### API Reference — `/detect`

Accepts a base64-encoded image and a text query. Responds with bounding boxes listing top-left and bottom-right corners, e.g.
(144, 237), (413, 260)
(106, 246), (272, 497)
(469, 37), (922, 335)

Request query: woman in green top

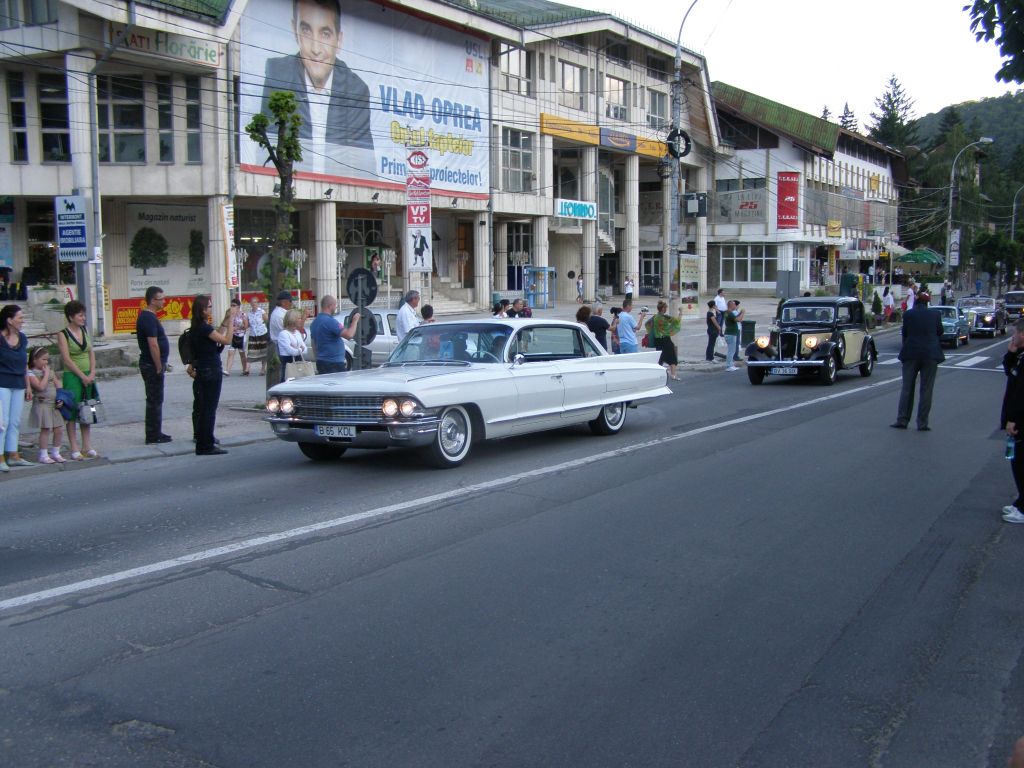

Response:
(646, 300), (683, 380)
(56, 300), (98, 460)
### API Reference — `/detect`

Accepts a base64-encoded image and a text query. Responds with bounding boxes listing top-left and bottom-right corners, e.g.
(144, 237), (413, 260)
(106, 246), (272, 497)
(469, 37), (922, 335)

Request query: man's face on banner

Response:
(293, 0), (341, 90)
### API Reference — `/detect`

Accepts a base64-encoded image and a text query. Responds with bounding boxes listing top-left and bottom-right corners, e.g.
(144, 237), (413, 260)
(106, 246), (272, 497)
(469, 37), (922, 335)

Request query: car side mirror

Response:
(511, 353), (525, 367)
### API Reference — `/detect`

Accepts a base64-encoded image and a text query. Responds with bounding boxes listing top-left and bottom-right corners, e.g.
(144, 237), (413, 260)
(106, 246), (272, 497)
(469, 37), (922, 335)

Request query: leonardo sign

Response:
(554, 198), (597, 220)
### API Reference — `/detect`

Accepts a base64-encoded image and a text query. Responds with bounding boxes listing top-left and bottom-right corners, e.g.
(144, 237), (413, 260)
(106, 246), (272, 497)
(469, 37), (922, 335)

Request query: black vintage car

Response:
(745, 296), (876, 386)
(1004, 291), (1024, 322)
(957, 295), (1007, 337)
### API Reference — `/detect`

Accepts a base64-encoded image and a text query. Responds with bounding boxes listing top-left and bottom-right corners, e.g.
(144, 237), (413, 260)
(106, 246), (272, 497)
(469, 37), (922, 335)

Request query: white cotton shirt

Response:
(906, 291), (916, 310)
(714, 295), (727, 312)
(305, 69), (333, 175)
(277, 328), (307, 357)
(396, 303), (419, 341)
(269, 306), (287, 342)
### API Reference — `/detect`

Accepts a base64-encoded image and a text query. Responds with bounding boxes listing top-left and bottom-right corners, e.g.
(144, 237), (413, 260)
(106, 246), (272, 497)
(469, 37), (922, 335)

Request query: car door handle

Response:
(596, 370), (606, 375)
(551, 374), (563, 380)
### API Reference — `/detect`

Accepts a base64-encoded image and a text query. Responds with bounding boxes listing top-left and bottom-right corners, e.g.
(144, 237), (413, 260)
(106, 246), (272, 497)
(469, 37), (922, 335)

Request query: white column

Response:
(532, 216), (549, 268)
(625, 154), (640, 295)
(473, 211), (490, 309)
(582, 146), (597, 301)
(312, 200), (336, 304)
(494, 220), (508, 291)
(207, 195), (229, 318)
(66, 51), (98, 327)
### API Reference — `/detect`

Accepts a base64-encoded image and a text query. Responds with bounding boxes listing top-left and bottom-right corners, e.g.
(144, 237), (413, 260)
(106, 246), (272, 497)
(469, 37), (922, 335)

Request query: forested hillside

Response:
(915, 90), (1024, 163)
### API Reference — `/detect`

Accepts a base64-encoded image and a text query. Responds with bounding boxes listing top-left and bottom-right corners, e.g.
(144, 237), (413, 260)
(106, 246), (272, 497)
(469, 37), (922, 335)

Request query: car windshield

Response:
(938, 307), (958, 320)
(959, 297), (994, 310)
(781, 306), (834, 323)
(1006, 292), (1024, 304)
(386, 323), (511, 364)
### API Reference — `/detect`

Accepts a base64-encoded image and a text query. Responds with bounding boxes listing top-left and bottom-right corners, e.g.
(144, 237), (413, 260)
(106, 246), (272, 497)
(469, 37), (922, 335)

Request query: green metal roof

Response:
(712, 81), (839, 156)
(440, 0), (606, 27)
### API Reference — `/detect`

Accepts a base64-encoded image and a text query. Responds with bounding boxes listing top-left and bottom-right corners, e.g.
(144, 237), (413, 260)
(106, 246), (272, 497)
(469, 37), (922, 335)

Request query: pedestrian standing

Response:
(576, 275), (584, 304)
(56, 300), (97, 460)
(187, 295), (233, 455)
(245, 296), (269, 376)
(723, 300), (744, 371)
(396, 290), (420, 341)
(646, 300), (683, 380)
(27, 347), (66, 464)
(891, 290), (943, 431)
(714, 288), (727, 331)
(310, 295), (359, 374)
(223, 298), (250, 376)
(624, 276), (634, 303)
(586, 304), (610, 350)
(705, 300), (722, 361)
(0, 304), (33, 471)
(277, 309), (308, 382)
(136, 286), (171, 445)
(616, 299), (647, 354)
(266, 290), (293, 391)
(1001, 320), (1024, 522)
(882, 286), (895, 322)
(905, 281), (917, 311)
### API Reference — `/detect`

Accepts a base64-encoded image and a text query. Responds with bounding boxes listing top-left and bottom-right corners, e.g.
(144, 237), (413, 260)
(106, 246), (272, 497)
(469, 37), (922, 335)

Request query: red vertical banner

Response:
(776, 172), (800, 230)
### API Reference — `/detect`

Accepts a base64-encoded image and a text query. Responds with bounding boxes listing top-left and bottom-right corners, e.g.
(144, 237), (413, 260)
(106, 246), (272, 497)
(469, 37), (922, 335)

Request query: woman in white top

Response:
(276, 308), (307, 382)
(245, 297), (269, 375)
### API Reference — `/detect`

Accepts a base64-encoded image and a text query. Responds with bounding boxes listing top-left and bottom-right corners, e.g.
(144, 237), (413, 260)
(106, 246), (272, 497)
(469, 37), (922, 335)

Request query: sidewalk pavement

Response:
(5, 293), (900, 475)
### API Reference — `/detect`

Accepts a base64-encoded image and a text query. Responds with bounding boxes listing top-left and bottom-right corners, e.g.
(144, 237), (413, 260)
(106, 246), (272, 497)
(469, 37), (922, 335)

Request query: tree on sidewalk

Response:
(245, 91), (303, 300)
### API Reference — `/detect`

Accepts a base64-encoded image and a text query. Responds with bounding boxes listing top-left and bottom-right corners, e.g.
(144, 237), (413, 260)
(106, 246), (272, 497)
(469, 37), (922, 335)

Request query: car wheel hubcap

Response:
(440, 410), (468, 456)
(605, 403), (625, 427)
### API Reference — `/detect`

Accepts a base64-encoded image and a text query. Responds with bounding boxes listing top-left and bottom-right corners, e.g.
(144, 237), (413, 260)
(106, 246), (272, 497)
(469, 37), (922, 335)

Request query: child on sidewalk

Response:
(27, 347), (67, 464)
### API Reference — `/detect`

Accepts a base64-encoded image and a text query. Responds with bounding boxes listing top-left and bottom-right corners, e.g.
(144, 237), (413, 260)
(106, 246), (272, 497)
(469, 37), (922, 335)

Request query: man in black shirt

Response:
(587, 303), (610, 350)
(136, 286), (171, 444)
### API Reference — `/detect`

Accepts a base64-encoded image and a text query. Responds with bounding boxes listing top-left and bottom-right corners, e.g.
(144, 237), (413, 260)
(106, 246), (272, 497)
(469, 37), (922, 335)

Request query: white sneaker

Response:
(1003, 507), (1024, 524)
(1003, 505), (1019, 516)
(726, 366), (738, 372)
(0, 461), (8, 473)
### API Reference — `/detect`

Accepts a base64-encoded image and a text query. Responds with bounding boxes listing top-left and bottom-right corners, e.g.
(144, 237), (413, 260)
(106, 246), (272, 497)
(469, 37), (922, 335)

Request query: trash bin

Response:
(741, 319), (757, 346)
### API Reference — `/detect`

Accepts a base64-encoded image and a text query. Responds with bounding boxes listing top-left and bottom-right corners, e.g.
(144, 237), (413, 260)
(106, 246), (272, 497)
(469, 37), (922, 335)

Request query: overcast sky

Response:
(570, 0), (1016, 130)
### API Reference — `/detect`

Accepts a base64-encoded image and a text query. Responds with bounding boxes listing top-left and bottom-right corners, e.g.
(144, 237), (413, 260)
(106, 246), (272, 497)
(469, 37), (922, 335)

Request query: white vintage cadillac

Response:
(266, 318), (671, 468)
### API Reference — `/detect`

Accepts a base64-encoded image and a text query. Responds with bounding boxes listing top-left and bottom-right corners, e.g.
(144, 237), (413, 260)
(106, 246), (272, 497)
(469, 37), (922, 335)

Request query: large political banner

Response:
(239, 0), (490, 198)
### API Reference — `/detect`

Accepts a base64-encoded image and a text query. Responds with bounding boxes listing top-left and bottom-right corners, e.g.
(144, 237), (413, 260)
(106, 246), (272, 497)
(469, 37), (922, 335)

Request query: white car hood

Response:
(270, 364), (478, 394)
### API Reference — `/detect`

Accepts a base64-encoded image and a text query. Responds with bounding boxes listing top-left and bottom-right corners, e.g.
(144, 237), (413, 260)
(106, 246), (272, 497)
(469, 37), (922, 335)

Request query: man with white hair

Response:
(396, 290), (421, 341)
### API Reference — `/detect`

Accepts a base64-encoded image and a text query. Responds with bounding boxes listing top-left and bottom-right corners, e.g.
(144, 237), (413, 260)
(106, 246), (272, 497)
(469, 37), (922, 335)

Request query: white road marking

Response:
(955, 356), (988, 368)
(0, 375), (904, 613)
(879, 357), (902, 365)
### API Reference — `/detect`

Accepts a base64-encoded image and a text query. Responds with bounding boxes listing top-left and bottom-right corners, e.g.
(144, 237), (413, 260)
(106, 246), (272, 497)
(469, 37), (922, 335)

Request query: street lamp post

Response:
(946, 137), (993, 284)
(1012, 184), (1024, 243)
(670, 0), (700, 298)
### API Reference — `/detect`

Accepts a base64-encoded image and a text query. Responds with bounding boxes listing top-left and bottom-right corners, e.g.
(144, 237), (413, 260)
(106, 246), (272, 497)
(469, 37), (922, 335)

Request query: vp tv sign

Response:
(55, 195), (90, 262)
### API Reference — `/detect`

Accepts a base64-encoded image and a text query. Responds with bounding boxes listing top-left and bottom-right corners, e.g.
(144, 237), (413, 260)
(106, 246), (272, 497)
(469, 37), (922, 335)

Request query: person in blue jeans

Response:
(616, 299), (648, 354)
(723, 300), (744, 371)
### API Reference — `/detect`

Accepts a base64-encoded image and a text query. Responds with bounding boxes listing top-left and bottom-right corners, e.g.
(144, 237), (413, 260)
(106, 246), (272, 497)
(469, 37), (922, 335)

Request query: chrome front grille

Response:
(292, 395), (384, 422)
(779, 331), (799, 360)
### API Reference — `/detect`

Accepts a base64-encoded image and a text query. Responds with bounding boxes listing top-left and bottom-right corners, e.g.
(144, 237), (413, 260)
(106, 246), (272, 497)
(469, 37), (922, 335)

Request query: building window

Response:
(502, 128), (534, 193)
(559, 60), (585, 111)
(499, 43), (532, 97)
(37, 73), (70, 162)
(506, 222), (532, 290)
(604, 39), (629, 68)
(1, 0), (56, 29)
(185, 75), (202, 162)
(97, 75), (146, 163)
(716, 177), (766, 192)
(156, 75), (174, 163)
(716, 243), (777, 284)
(646, 54), (668, 81)
(604, 75), (627, 121)
(7, 71), (27, 162)
(647, 88), (667, 130)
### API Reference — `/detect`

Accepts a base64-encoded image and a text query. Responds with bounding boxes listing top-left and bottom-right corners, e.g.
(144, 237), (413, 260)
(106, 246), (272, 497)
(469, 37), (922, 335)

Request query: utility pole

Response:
(669, 0), (699, 302)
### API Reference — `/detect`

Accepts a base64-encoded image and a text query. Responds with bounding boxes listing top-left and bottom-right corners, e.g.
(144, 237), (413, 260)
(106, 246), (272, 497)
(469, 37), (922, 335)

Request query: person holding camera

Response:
(723, 299), (745, 371)
(616, 299), (647, 354)
(646, 300), (684, 380)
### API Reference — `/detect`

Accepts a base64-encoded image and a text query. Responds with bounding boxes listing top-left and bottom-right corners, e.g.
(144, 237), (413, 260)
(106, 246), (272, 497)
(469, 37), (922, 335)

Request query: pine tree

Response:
(821, 105), (832, 122)
(868, 75), (919, 148)
(839, 103), (858, 132)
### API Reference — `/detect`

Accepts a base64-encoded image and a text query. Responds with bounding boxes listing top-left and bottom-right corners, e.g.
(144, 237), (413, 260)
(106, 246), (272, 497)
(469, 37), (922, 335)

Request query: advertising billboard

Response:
(239, 0), (490, 198)
(776, 172), (800, 230)
(125, 204), (208, 297)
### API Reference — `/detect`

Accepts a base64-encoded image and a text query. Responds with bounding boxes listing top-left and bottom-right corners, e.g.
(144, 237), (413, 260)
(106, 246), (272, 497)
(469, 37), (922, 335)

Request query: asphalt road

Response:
(3, 331), (1023, 767)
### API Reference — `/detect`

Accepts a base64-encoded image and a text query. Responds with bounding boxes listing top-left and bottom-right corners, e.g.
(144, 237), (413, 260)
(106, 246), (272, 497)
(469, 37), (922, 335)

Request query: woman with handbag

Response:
(0, 304), (33, 472)
(57, 300), (98, 460)
(223, 298), (250, 376)
(188, 295), (235, 456)
(276, 309), (308, 383)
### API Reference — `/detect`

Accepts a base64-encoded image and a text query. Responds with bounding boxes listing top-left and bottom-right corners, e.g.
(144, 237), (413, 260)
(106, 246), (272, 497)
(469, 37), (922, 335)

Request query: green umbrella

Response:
(896, 248), (944, 265)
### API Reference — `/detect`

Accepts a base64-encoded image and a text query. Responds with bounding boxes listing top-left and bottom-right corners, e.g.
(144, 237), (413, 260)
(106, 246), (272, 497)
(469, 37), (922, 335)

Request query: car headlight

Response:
(803, 336), (819, 349)
(382, 398), (399, 417)
(266, 397), (280, 413)
(399, 399), (417, 417)
(755, 335), (770, 349)
(279, 397), (294, 415)
(984, 314), (994, 321)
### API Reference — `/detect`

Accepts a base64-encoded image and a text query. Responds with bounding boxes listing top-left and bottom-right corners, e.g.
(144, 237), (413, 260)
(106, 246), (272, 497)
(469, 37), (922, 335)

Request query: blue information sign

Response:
(55, 195), (89, 262)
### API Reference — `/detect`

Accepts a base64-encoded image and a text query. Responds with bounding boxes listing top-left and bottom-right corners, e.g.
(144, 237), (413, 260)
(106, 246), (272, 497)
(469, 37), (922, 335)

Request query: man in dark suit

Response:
(260, 0), (374, 152)
(892, 290), (944, 431)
